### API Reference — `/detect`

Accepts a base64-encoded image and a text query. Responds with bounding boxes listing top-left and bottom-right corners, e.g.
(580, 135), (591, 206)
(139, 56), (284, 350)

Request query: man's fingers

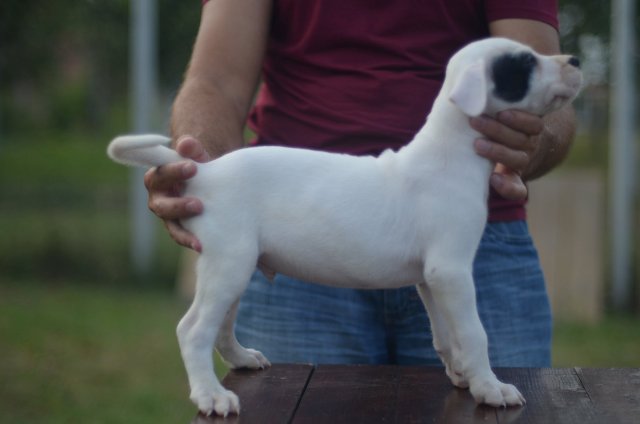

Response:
(140, 135), (207, 253)
(490, 165), (528, 201)
(470, 115), (536, 152)
(496, 110), (544, 136)
(144, 161), (197, 191)
(165, 220), (202, 252)
(148, 196), (203, 221)
(176, 136), (212, 163)
(474, 139), (530, 173)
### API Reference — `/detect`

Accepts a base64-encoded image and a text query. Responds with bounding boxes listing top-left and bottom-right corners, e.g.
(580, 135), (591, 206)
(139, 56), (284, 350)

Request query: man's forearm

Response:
(169, 0), (270, 160)
(170, 77), (247, 160)
(524, 105), (576, 181)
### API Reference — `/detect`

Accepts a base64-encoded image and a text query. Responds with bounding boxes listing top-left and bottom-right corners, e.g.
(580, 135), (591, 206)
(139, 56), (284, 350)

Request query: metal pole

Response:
(130, 0), (158, 276)
(609, 0), (637, 310)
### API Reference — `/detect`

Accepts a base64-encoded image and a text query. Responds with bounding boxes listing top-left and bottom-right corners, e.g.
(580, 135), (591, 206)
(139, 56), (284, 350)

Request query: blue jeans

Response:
(235, 221), (552, 367)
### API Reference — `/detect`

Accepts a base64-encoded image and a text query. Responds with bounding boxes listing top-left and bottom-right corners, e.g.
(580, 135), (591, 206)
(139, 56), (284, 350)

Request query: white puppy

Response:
(108, 38), (582, 416)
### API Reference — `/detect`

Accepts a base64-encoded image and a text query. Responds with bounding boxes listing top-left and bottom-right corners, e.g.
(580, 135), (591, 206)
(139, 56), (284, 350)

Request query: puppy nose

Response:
(568, 56), (581, 68)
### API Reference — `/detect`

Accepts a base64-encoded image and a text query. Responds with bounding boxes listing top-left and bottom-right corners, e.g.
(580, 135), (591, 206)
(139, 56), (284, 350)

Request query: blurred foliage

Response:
(0, 134), (182, 285)
(558, 1), (611, 50)
(0, 1), (201, 282)
(0, 0), (200, 135)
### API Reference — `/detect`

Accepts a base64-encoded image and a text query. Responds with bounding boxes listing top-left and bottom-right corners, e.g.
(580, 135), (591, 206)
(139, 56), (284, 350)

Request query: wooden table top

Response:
(193, 364), (640, 423)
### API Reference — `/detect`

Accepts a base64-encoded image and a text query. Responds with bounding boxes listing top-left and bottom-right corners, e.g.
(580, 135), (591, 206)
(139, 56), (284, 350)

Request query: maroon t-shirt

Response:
(206, 0), (559, 221)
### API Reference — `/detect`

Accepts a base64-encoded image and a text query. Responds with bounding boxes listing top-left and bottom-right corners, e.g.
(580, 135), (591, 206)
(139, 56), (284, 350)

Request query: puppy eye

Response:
(520, 52), (538, 68)
(491, 51), (538, 102)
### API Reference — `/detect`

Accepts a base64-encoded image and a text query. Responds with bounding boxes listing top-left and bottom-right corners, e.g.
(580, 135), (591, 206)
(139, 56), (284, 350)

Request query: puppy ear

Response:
(449, 59), (488, 116)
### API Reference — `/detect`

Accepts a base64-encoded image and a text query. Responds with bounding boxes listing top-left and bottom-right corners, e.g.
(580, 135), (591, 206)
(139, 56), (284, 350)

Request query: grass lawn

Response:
(2, 281), (639, 424)
(0, 281), (196, 424)
(553, 316), (640, 367)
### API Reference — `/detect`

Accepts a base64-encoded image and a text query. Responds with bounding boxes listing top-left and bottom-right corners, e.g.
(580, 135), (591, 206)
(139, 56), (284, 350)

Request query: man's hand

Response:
(470, 110), (544, 200)
(144, 136), (211, 252)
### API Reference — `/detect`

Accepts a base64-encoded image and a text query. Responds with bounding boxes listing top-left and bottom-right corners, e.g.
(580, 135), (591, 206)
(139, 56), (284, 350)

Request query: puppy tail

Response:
(107, 134), (184, 168)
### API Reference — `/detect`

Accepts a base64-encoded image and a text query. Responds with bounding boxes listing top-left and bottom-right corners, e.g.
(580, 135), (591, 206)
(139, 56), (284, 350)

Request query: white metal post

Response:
(609, 0), (637, 310)
(130, 0), (158, 276)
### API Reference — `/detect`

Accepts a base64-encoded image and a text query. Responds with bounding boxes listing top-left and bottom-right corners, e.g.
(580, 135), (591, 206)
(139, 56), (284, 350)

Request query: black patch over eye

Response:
(491, 52), (537, 102)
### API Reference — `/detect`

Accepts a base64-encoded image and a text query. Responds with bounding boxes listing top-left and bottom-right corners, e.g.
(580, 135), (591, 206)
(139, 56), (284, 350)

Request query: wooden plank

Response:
(292, 365), (498, 424)
(576, 368), (640, 424)
(190, 366), (640, 423)
(192, 364), (314, 424)
(493, 368), (599, 424)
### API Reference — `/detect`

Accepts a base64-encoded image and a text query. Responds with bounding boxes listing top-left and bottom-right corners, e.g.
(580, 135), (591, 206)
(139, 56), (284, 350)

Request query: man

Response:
(145, 0), (575, 366)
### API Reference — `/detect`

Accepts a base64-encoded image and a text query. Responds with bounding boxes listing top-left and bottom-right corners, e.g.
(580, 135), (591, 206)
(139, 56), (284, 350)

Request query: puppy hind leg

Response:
(423, 264), (524, 407)
(176, 253), (255, 416)
(215, 299), (271, 370)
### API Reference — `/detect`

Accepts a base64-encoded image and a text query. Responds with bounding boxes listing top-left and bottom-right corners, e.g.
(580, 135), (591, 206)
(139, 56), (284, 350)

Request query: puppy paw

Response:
(439, 352), (469, 389)
(242, 348), (271, 369)
(445, 366), (469, 389)
(226, 348), (271, 370)
(192, 388), (240, 417)
(469, 376), (525, 407)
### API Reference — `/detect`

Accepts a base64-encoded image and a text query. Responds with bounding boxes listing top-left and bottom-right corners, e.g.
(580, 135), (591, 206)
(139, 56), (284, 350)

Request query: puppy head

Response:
(447, 38), (583, 117)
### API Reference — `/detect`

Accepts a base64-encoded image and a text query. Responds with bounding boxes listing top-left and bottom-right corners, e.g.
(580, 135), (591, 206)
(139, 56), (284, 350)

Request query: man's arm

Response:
(144, 0), (272, 250)
(170, 0), (271, 157)
(471, 19), (578, 199)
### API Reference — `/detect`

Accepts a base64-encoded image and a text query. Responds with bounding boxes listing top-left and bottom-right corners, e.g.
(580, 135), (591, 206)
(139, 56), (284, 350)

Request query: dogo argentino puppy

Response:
(107, 37), (582, 416)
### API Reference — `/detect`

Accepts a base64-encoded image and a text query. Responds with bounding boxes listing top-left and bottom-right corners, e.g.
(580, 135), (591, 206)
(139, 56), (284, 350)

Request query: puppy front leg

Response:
(423, 264), (525, 407)
(415, 283), (468, 389)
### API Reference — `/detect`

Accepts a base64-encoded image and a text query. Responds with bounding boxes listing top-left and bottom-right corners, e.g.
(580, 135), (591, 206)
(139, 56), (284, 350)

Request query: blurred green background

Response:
(1, 1), (638, 423)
